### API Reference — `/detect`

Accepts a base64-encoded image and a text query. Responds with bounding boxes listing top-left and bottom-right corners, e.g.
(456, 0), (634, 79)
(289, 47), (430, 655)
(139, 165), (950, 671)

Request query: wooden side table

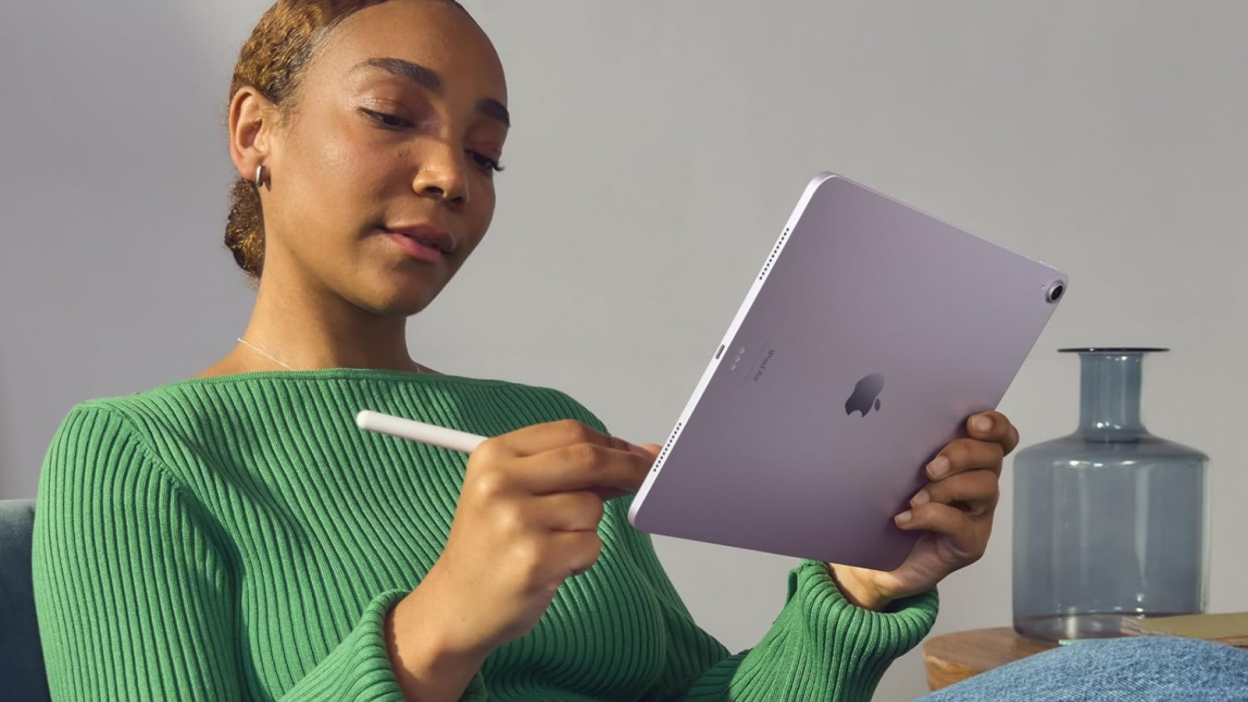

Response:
(922, 627), (1059, 691)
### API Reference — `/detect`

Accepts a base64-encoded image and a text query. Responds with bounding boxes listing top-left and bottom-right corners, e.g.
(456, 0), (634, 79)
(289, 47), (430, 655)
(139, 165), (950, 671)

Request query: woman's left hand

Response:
(827, 411), (1020, 611)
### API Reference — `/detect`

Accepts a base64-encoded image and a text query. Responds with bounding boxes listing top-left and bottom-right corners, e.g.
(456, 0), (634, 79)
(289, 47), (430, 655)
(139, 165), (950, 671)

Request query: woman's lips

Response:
(384, 224), (455, 253)
(384, 230), (443, 263)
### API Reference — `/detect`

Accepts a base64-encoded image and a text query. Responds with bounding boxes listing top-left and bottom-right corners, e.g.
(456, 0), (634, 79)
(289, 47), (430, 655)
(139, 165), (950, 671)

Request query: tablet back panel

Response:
(627, 173), (1067, 571)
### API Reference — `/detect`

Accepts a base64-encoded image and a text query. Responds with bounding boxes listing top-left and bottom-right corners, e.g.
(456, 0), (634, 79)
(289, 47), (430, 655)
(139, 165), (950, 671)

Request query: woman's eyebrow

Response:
(351, 57), (511, 127)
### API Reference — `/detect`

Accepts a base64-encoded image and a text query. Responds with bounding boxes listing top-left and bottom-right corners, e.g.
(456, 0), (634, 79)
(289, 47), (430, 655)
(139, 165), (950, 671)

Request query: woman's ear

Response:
(228, 87), (278, 183)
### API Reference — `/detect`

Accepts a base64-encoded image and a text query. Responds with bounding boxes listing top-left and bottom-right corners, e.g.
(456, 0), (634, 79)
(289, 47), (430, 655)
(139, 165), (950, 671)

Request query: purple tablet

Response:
(628, 172), (1068, 572)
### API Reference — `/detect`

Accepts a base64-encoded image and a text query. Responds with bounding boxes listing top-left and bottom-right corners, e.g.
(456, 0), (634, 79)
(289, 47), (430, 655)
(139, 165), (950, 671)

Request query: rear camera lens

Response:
(1047, 282), (1065, 303)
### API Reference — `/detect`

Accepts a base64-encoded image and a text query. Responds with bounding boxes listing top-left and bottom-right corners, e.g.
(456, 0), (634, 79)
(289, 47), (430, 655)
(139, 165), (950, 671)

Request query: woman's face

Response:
(257, 0), (508, 315)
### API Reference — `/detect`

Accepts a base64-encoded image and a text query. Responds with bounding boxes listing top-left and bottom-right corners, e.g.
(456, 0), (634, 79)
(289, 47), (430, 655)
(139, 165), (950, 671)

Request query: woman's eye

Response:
(469, 151), (505, 175)
(363, 109), (411, 129)
(362, 108), (502, 175)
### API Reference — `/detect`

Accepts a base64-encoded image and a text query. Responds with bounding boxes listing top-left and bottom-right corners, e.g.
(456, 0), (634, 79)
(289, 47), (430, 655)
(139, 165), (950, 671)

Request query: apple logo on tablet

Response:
(845, 373), (885, 417)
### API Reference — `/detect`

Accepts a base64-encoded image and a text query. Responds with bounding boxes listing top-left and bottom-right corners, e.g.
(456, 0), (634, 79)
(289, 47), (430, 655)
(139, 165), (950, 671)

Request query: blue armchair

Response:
(0, 499), (52, 702)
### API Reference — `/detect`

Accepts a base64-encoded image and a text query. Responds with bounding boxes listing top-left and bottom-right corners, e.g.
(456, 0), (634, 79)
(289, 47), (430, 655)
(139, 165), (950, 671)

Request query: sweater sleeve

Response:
(609, 496), (938, 702)
(31, 405), (487, 702)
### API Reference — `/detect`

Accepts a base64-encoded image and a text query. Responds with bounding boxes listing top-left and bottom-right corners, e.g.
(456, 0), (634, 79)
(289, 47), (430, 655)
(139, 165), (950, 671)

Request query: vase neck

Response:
(1078, 353), (1147, 434)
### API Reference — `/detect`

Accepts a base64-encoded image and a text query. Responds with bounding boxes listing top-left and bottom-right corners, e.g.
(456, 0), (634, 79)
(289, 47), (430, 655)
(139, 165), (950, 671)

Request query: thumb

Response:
(627, 442), (663, 459)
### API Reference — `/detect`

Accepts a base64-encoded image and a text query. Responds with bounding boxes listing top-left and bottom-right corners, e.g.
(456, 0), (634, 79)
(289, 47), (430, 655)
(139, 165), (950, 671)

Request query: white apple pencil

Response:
(355, 410), (487, 453)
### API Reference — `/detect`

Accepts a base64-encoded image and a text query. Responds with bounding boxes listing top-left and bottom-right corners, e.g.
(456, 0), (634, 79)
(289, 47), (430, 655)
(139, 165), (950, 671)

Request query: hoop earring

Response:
(254, 164), (265, 188)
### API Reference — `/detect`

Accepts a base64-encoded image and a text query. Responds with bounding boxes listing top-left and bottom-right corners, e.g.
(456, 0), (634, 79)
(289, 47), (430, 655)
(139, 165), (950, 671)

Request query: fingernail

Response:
(911, 490), (930, 507)
(973, 415), (992, 433)
(928, 457), (950, 479)
(627, 442), (651, 458)
(895, 510), (913, 524)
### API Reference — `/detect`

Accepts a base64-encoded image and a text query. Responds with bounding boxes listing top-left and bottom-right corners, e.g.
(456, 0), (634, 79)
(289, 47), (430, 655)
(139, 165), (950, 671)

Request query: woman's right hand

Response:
(395, 419), (660, 662)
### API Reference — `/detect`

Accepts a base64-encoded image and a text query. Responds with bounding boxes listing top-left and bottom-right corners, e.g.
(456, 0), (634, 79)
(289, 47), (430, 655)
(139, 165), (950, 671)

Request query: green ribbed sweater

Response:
(31, 369), (938, 702)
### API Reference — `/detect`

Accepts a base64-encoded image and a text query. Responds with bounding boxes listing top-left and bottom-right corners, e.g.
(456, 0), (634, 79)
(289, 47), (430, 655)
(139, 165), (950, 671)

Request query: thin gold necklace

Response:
(236, 337), (427, 374)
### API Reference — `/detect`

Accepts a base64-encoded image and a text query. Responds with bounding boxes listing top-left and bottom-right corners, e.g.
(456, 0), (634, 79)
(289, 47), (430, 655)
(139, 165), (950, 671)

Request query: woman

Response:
(30, 2), (1020, 700)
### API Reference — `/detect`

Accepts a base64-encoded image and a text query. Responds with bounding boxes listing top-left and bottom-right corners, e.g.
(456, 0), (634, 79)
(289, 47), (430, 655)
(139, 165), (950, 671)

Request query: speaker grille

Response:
(759, 227), (791, 281)
(654, 421), (684, 471)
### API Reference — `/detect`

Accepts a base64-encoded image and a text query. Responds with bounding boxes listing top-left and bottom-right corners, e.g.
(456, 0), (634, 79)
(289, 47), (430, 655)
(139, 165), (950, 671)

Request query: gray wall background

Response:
(2, 1), (1245, 699)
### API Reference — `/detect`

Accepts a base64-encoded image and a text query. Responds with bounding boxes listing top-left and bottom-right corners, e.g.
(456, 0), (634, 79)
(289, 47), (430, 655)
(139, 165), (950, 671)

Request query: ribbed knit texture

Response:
(31, 369), (938, 702)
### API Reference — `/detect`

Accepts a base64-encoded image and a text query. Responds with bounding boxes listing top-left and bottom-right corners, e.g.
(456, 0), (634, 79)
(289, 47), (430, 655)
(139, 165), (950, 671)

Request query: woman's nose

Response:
(412, 141), (469, 205)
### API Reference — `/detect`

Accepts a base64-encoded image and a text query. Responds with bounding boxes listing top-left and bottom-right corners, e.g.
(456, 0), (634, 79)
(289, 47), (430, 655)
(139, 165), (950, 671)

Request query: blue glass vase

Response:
(1012, 348), (1211, 642)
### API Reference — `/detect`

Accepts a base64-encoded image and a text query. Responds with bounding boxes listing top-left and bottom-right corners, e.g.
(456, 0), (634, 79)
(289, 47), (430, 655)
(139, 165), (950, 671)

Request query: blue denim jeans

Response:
(913, 636), (1248, 701)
